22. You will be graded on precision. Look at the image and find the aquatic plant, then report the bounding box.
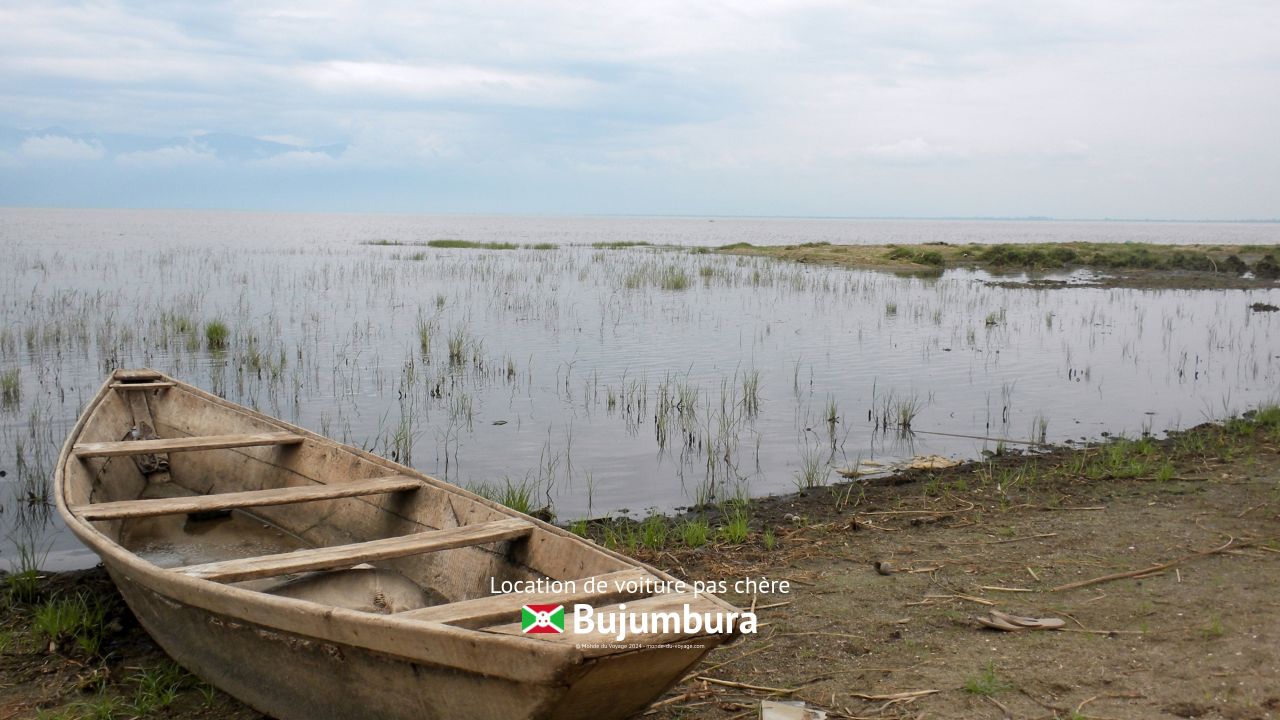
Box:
[659,266,690,291]
[204,321,229,349]
[1,367,19,408]
[471,478,537,515]
[426,239,519,250]
[794,442,828,489]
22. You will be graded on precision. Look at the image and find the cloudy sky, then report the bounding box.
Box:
[1,1,1278,218]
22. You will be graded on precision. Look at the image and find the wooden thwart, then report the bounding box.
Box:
[399,568,655,628]
[110,381,177,389]
[177,518,534,583]
[72,475,424,520]
[74,431,303,458]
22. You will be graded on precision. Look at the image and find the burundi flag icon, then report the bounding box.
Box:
[521,604,565,634]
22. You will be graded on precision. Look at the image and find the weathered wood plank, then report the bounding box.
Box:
[73,431,303,458]
[113,369,163,381]
[110,381,177,389]
[398,568,655,627]
[177,518,534,583]
[72,475,424,520]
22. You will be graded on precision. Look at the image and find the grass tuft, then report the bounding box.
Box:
[962,661,1013,696]
[204,320,229,349]
[1,367,21,407]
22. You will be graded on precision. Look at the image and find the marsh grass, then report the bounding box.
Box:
[471,478,537,515]
[426,239,519,250]
[794,443,829,489]
[1,367,20,408]
[639,514,668,550]
[677,517,710,548]
[33,592,108,656]
[741,370,761,416]
[6,525,52,604]
[717,502,750,544]
[591,241,652,249]
[886,245,945,266]
[203,321,229,349]
[416,315,433,355]
[659,266,691,290]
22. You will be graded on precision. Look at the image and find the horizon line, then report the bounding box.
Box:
[2,205,1278,225]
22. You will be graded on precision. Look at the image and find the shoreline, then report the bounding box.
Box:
[715,240,1280,290]
[4,406,1278,718]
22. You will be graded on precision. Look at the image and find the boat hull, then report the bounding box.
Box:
[110,559,721,720]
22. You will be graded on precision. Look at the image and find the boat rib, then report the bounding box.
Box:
[71,475,423,520]
[176,518,534,583]
[73,431,303,458]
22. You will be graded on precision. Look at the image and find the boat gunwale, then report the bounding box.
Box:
[55,369,739,684]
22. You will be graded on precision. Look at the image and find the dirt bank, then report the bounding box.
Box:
[3,411,1278,719]
[717,241,1280,290]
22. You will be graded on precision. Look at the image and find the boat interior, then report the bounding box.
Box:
[64,371,722,639]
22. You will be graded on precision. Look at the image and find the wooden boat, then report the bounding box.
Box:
[55,369,742,720]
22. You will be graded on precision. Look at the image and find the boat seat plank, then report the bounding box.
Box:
[110,381,176,389]
[482,593,729,657]
[113,369,163,381]
[72,475,424,520]
[398,568,655,628]
[73,431,303,458]
[177,518,534,583]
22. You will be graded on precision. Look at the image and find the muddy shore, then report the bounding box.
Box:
[3,410,1279,719]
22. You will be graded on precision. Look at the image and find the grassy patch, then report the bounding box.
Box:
[591,240,652,249]
[1201,615,1226,639]
[639,514,669,551]
[469,478,537,515]
[719,240,1276,281]
[129,662,192,714]
[677,518,710,548]
[718,503,751,544]
[886,245,946,267]
[426,239,519,250]
[32,593,108,656]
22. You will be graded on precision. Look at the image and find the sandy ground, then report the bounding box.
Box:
[2,417,1278,720]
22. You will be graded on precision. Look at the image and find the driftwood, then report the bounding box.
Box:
[1051,538,1238,592]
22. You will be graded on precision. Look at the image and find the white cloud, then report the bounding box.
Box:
[862,138,967,164]
[248,150,336,168]
[115,144,220,167]
[20,134,104,161]
[293,61,598,107]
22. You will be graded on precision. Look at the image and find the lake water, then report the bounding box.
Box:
[2,208,1278,569]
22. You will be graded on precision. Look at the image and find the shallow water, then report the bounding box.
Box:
[2,209,1277,569]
